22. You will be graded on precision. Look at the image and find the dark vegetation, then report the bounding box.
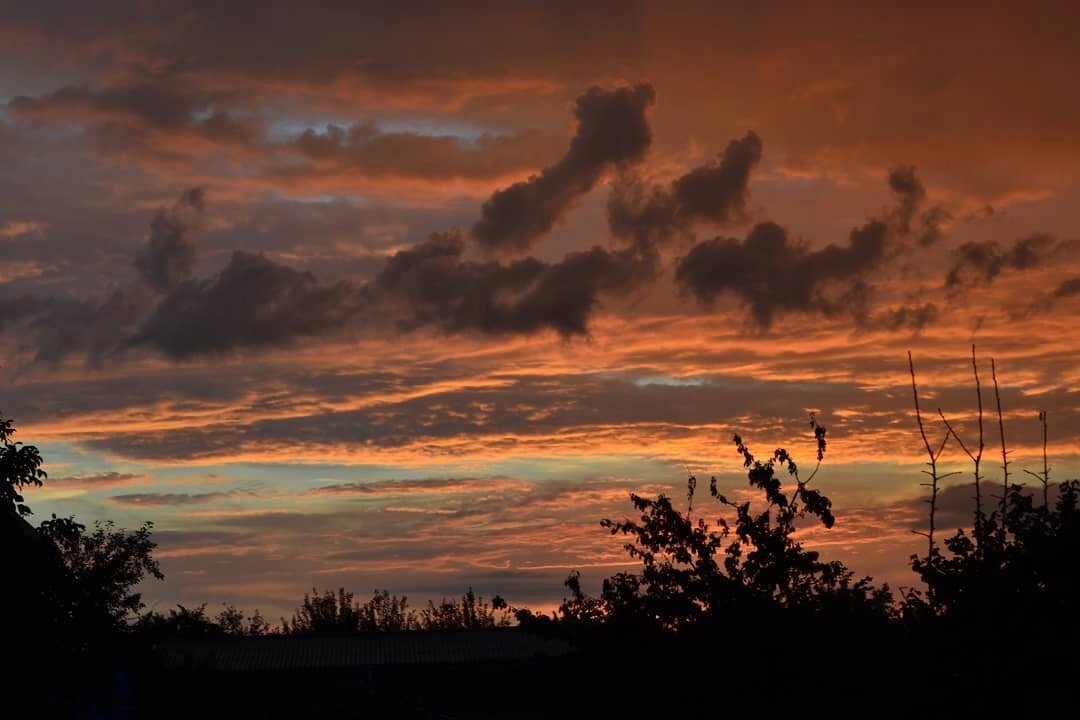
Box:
[4,347,1079,716]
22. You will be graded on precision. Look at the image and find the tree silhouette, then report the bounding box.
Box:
[283,587,366,633]
[282,586,512,632]
[559,417,893,630]
[1,411,46,517]
[137,603,272,639]
[38,515,163,644]
[419,586,511,629]
[359,589,417,631]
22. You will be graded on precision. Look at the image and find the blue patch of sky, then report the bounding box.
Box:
[265,114,498,143]
[633,375,707,388]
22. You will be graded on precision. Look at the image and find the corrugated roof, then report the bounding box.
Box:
[154,629,574,671]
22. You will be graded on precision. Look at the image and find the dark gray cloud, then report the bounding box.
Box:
[308,476,522,497]
[9,83,198,130]
[887,165,924,236]
[133,250,360,359]
[673,132,763,225]
[7,83,255,151]
[945,233,1067,292]
[675,219,887,327]
[0,188,206,367]
[289,122,560,181]
[134,187,205,292]
[671,166,955,328]
[0,95,990,369]
[1015,275,1080,318]
[607,131,762,248]
[1,284,154,369]
[107,490,241,507]
[887,165,949,246]
[866,302,940,333]
[1052,277,1080,300]
[369,230,655,337]
[471,84,655,253]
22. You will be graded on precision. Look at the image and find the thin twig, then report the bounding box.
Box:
[1040,410,1049,508]
[991,358,1009,528]
[972,345,985,541]
[909,351,943,560]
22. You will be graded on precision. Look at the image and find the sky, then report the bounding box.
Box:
[2,0,1079,619]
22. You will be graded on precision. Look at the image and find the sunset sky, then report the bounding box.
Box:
[2,1,1079,618]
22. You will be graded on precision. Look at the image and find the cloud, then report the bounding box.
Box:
[10,83,200,130]
[289,123,561,181]
[887,165,949,246]
[1016,275,1080,318]
[607,131,763,248]
[368,230,656,336]
[7,83,256,150]
[864,303,941,333]
[1,285,154,368]
[0,188,208,367]
[675,219,887,327]
[471,84,655,253]
[134,250,360,359]
[107,491,240,507]
[945,233,1068,292]
[1052,278,1080,300]
[4,85,665,363]
[0,96,1025,369]
[134,187,205,292]
[671,165,956,328]
[308,476,527,497]
[47,471,144,489]
[8,82,565,190]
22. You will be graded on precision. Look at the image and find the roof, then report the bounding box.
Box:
[154,629,574,671]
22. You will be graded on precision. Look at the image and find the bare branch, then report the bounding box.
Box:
[909,351,942,564]
[971,344,986,541]
[938,409,975,462]
[909,351,936,462]
[991,358,1009,523]
[1040,410,1049,508]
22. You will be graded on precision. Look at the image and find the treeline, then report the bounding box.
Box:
[1,413,510,649]
[135,586,510,639]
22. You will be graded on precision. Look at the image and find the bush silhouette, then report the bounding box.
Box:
[549,417,892,630]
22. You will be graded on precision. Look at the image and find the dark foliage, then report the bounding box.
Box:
[549,419,892,630]
[38,515,163,644]
[137,603,271,640]
[282,585,510,633]
[419,586,511,630]
[1,411,47,516]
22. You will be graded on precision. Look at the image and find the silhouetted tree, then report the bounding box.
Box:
[419,586,511,629]
[358,589,417,631]
[564,418,892,630]
[135,604,222,639]
[137,603,272,639]
[38,515,163,644]
[283,587,424,633]
[214,603,272,636]
[283,587,364,633]
[1,410,46,517]
[1,413,62,646]
[3,411,163,652]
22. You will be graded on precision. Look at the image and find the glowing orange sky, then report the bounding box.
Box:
[1,1,1078,617]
